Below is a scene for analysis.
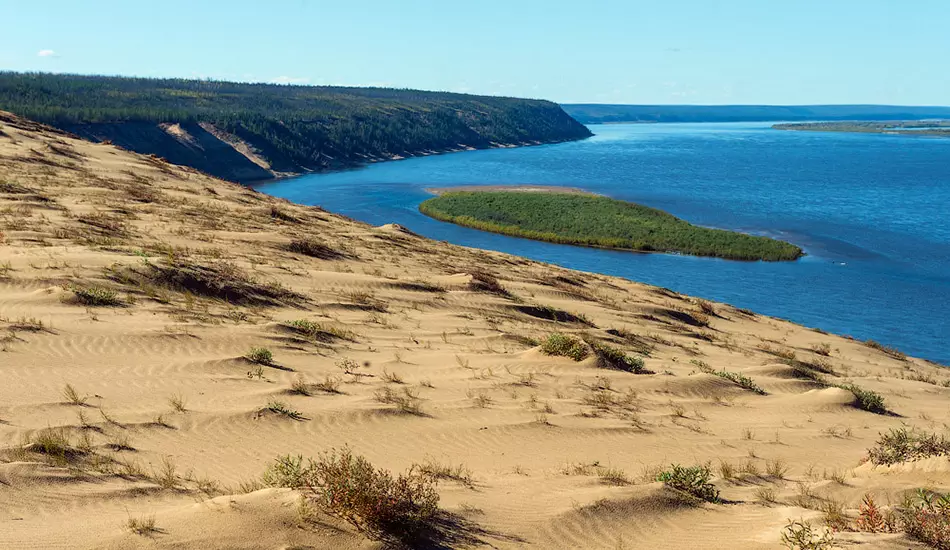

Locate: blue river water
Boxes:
[253,122,950,365]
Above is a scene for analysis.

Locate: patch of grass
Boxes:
[245,347,273,365]
[290,376,311,396]
[62,383,88,406]
[540,333,589,361]
[466,269,509,296]
[314,375,343,394]
[864,339,907,361]
[69,285,123,306]
[264,400,303,420]
[126,514,158,536]
[374,386,424,415]
[766,458,789,479]
[284,237,343,259]
[167,393,187,412]
[286,319,356,342]
[587,340,646,373]
[810,342,832,356]
[264,448,440,544]
[598,467,630,486]
[693,362,766,395]
[416,458,475,488]
[838,383,886,414]
[781,519,835,550]
[130,259,305,306]
[866,427,950,465]
[656,464,720,503]
[755,487,777,504]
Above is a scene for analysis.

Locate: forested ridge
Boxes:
[563,103,950,124]
[0,72,591,181]
[420,191,803,261]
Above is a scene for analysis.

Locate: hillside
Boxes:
[0,72,592,182]
[0,111,948,549]
[562,103,950,124]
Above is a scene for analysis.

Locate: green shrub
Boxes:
[867,428,950,465]
[838,383,886,414]
[246,347,273,365]
[540,333,589,361]
[780,519,835,550]
[692,361,766,394]
[656,464,720,502]
[900,489,950,549]
[70,285,122,306]
[264,448,440,543]
[589,341,645,373]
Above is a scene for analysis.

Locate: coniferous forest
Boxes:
[0,72,592,181]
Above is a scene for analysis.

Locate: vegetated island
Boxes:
[419,189,803,261]
[0,72,591,183]
[773,120,950,137]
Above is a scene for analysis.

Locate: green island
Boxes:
[419,191,803,261]
[773,120,950,137]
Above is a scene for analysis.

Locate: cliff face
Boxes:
[0,72,592,183]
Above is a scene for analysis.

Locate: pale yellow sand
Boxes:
[0,111,947,549]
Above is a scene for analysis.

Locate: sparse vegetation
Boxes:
[264,400,303,420]
[781,519,835,550]
[126,514,158,536]
[284,237,342,259]
[61,383,88,406]
[693,361,766,394]
[374,386,424,415]
[900,488,950,549]
[864,339,907,361]
[866,427,950,465]
[588,340,646,373]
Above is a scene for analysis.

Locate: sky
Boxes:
[3,0,949,105]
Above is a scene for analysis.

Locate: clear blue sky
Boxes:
[4,0,948,105]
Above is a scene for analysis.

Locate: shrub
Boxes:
[70,285,122,306]
[246,347,273,365]
[589,341,645,373]
[126,514,157,536]
[693,362,766,395]
[838,384,886,414]
[864,339,907,361]
[867,428,950,465]
[285,238,342,259]
[900,489,950,549]
[374,386,424,415]
[656,464,720,503]
[265,400,303,420]
[540,333,589,361]
[810,342,832,356]
[264,448,440,543]
[781,519,835,550]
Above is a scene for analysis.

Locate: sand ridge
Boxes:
[0,111,947,549]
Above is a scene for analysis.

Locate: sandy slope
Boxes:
[0,111,947,549]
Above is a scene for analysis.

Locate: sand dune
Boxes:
[0,110,947,548]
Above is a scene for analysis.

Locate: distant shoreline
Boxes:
[424,184,599,196]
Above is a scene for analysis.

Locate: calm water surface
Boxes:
[254,123,950,364]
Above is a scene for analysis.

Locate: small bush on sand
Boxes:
[656,464,720,503]
[246,347,273,365]
[70,285,122,306]
[693,361,766,395]
[867,427,950,465]
[540,333,589,361]
[264,448,439,543]
[838,383,886,414]
[864,339,907,361]
[781,519,835,550]
[126,514,158,536]
[285,238,342,259]
[588,341,645,373]
[900,489,950,549]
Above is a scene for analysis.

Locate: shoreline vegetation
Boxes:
[562,104,950,124]
[773,120,950,137]
[0,72,591,183]
[419,189,804,261]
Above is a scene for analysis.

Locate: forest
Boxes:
[419,191,804,261]
[563,104,950,124]
[0,72,592,180]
